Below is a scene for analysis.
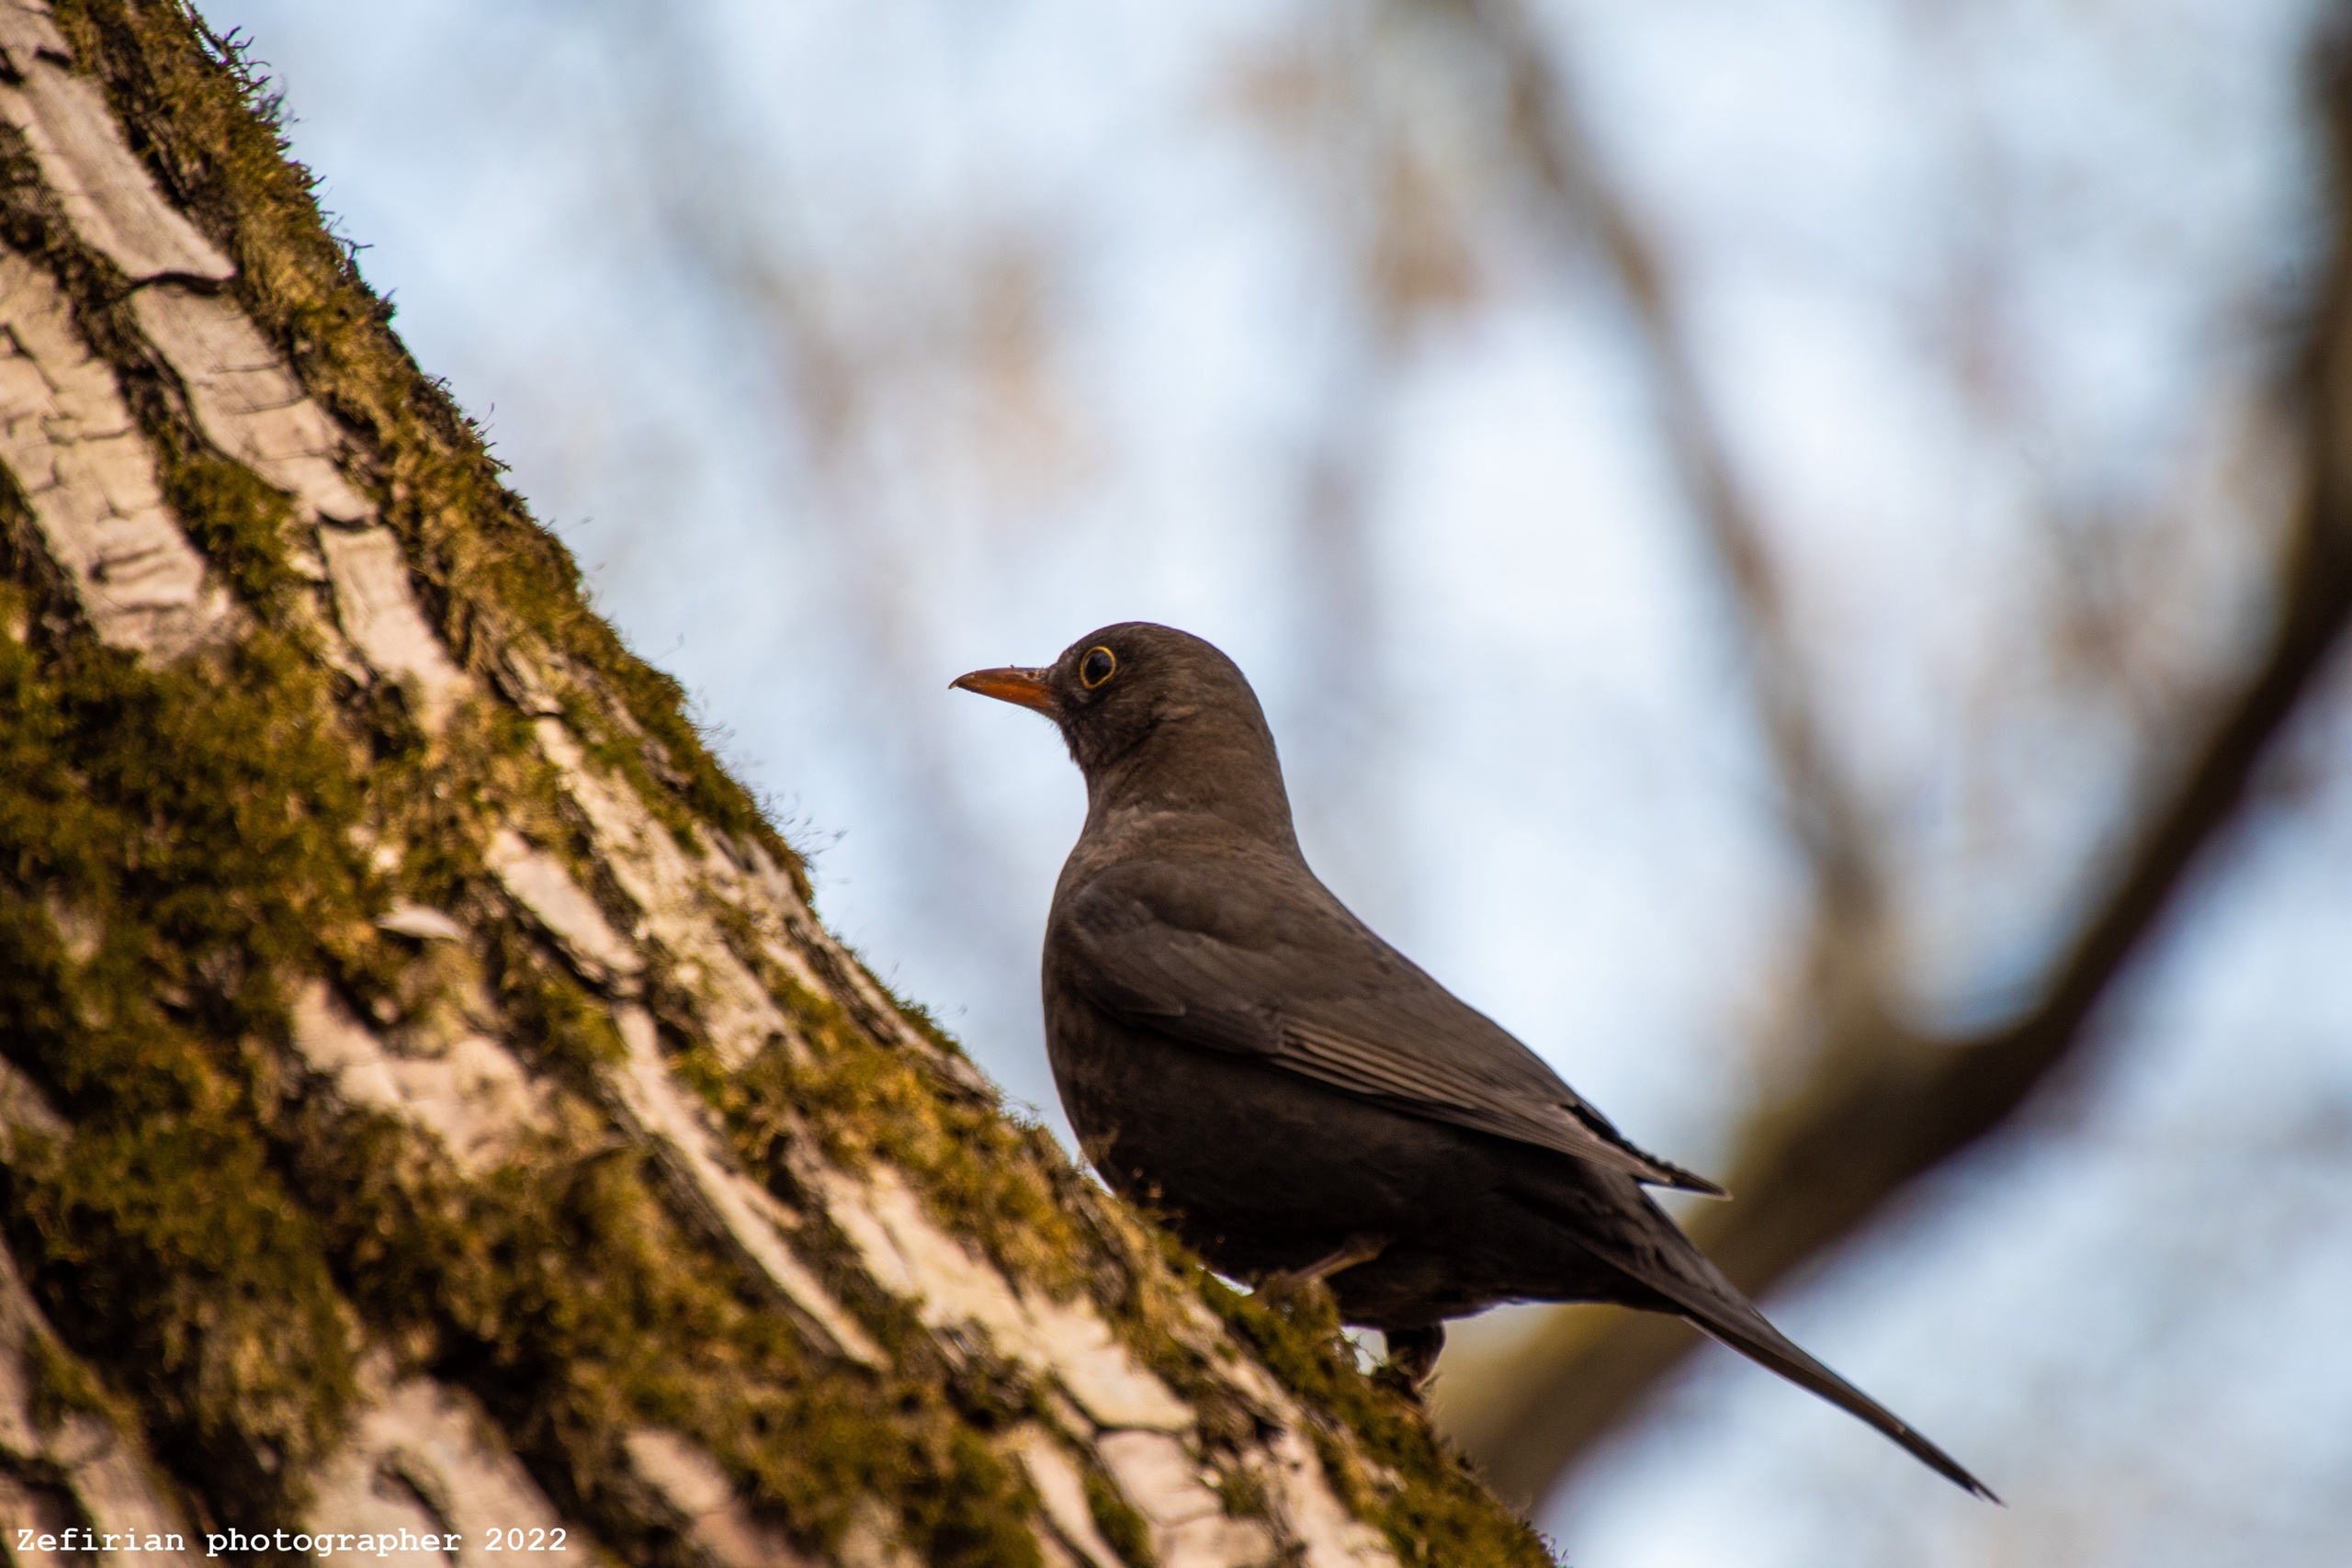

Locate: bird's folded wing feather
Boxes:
[1057,859,1724,1195]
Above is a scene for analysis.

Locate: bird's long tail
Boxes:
[1613,1224,1997,1499]
[1679,1288,1996,1499]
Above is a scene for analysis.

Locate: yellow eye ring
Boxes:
[1080,646,1117,688]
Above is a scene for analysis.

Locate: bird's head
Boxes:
[953,622,1295,841]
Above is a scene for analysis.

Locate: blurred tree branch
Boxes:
[1462,0,1883,912]
[1430,0,2352,1510]
[1436,0,1909,1085]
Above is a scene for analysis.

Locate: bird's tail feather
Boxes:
[1656,1272,1997,1501]
[1690,1296,1996,1499]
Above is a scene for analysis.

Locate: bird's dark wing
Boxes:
[1054,855,1724,1194]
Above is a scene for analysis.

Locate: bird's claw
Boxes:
[1379,1323,1445,1396]
[1253,1234,1390,1316]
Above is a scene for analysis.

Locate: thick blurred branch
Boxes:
[1433,0,2352,1509]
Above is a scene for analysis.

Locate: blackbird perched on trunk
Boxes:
[955,621,1992,1498]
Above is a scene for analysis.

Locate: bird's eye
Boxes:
[1080,646,1117,688]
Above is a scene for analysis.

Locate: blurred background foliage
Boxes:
[209,0,2350,1560]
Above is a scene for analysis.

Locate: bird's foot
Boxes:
[1375,1324,1445,1401]
[1253,1234,1389,1317]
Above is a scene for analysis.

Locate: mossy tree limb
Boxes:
[0,3,1550,1565]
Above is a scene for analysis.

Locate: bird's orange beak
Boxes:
[951,665,1058,716]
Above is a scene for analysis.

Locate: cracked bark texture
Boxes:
[0,5,1547,1566]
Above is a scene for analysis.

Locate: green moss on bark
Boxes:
[1196,1277,1554,1567]
[735,982,1090,1301]
[1084,1461,1159,1568]
[0,607,1050,1561]
[288,1101,1052,1567]
[156,449,303,617]
[51,0,796,890]
[21,1325,119,1433]
[0,5,1560,1562]
[0,620,374,1530]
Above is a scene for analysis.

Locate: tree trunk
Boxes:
[0,5,1548,1565]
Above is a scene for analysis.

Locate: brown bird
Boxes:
[955,621,1993,1498]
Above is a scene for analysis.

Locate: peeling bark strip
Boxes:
[0,249,226,656]
[0,5,1545,1566]
[0,4,231,285]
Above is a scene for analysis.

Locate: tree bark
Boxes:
[0,5,1548,1565]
